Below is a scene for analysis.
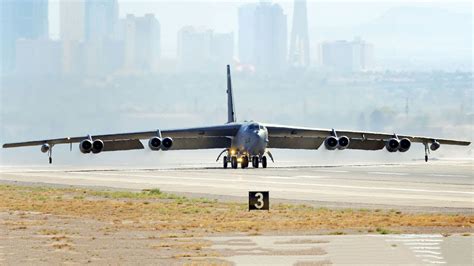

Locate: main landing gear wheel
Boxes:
[223,156,228,169]
[261,156,267,168]
[252,156,259,168]
[241,156,249,169]
[231,156,238,169]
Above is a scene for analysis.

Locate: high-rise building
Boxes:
[238,4,257,65]
[177,26,233,72]
[177,26,213,71]
[60,0,119,41]
[320,38,374,72]
[289,0,310,68]
[85,0,118,41]
[1,0,49,72]
[123,14,160,72]
[238,2,287,73]
[60,0,85,41]
[211,33,234,68]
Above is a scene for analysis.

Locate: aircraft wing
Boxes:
[2,124,240,151]
[264,124,471,149]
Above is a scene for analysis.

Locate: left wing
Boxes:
[2,124,241,151]
[265,124,471,150]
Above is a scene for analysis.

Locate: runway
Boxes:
[1,160,473,212]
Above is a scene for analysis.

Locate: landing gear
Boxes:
[424,143,429,162]
[223,156,228,168]
[241,156,249,169]
[231,156,238,169]
[252,156,259,168]
[261,156,267,168]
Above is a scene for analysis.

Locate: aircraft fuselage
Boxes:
[231,122,268,157]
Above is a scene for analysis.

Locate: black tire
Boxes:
[231,156,238,169]
[262,156,267,168]
[252,156,259,168]
[241,156,248,169]
[223,156,228,169]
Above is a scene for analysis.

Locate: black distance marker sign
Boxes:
[249,191,269,211]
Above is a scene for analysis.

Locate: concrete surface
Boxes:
[203,234,473,265]
[1,161,472,212]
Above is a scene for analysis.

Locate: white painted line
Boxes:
[409,246,441,250]
[429,174,468,178]
[413,250,442,255]
[369,172,409,176]
[313,170,349,173]
[422,259,446,264]
[415,254,444,260]
[404,243,440,246]
[390,234,442,238]
[294,175,327,179]
[390,239,443,242]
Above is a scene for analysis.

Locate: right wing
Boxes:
[2,124,241,151]
[265,124,471,150]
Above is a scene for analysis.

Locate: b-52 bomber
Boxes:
[3,65,470,168]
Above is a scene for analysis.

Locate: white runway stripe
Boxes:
[416,254,444,260]
[369,172,409,176]
[410,246,441,250]
[413,250,442,255]
[313,170,349,173]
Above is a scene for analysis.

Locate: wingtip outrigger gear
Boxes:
[48,148,52,164]
[424,143,429,162]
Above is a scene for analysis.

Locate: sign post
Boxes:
[249,191,269,211]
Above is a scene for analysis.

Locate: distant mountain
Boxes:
[352,6,472,57]
[356,6,471,37]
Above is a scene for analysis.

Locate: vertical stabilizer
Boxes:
[226,65,236,123]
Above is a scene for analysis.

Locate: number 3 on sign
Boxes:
[249,191,269,211]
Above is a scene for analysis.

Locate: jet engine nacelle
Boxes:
[41,143,50,153]
[398,138,411,152]
[79,139,93,154]
[161,137,173,150]
[386,138,400,152]
[337,136,350,150]
[430,141,440,151]
[324,136,339,150]
[92,139,104,154]
[148,137,162,151]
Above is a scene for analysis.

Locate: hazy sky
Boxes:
[48,0,471,57]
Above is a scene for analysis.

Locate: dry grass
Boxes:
[0,184,473,235]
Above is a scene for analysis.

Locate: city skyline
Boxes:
[2,0,471,75]
[44,1,470,59]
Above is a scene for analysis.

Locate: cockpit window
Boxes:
[248,123,259,130]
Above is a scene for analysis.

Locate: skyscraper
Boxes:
[85,0,118,41]
[1,0,49,72]
[60,0,118,41]
[289,0,310,68]
[238,4,257,65]
[123,14,161,72]
[320,38,374,72]
[178,26,233,72]
[238,2,287,73]
[60,0,85,41]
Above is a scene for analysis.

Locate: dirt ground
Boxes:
[0,184,472,265]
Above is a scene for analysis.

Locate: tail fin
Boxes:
[226,65,236,123]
